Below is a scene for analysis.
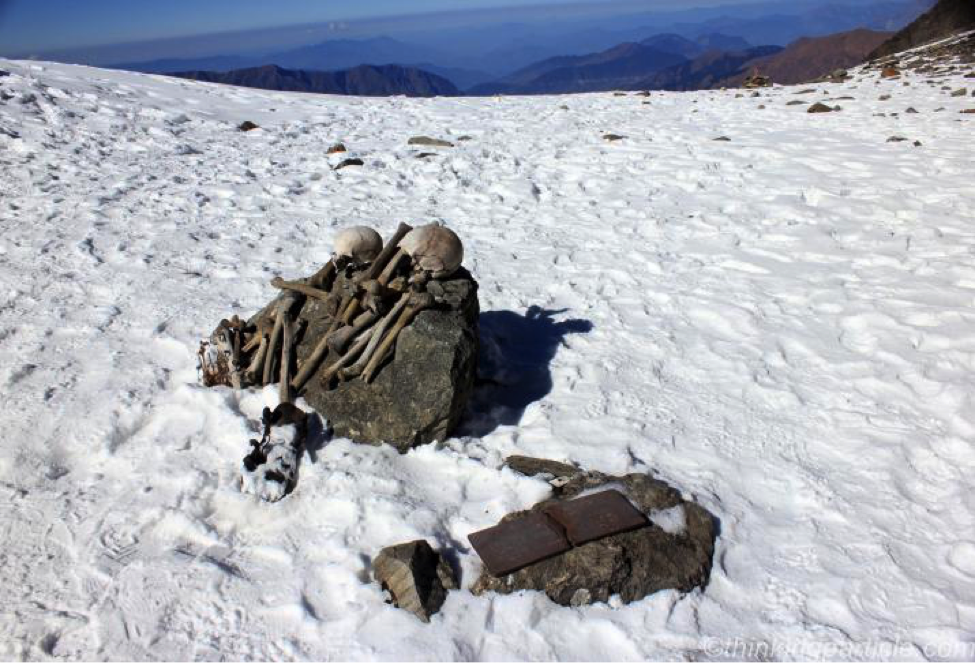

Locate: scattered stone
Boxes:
[914,140,923,146]
[613,92,626,97]
[373,540,457,623]
[559,104,569,110]
[334,157,364,170]
[757,104,766,109]
[787,100,805,105]
[415,152,437,159]
[951,88,968,97]
[887,135,909,142]
[407,136,454,148]
[602,133,626,141]
[634,90,651,97]
[906,107,919,113]
[966,72,975,79]
[829,68,849,81]
[0,69,9,78]
[962,109,975,114]
[795,88,817,94]
[238,121,259,132]
[807,102,838,113]
[713,136,731,141]
[504,456,580,479]
[751,91,761,97]
[879,94,892,100]
[455,135,473,141]
[743,73,771,88]
[471,460,717,607]
[326,142,347,154]
[881,66,901,78]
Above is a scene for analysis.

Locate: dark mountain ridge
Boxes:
[867,0,975,59]
[173,64,459,97]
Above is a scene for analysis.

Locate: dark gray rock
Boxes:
[808,102,838,113]
[238,120,259,131]
[471,460,717,607]
[295,267,479,452]
[408,135,454,148]
[504,455,580,479]
[373,540,457,622]
[334,157,364,170]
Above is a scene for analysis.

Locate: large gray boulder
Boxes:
[470,458,717,607]
[249,266,478,452]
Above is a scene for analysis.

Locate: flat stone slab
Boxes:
[467,511,570,577]
[544,489,648,546]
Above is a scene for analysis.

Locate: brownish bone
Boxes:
[290,306,366,392]
[364,222,413,281]
[271,276,329,300]
[362,292,435,383]
[341,223,414,325]
[320,326,377,386]
[378,249,408,286]
[245,334,268,383]
[308,259,337,290]
[328,310,378,354]
[340,291,411,380]
[263,293,298,385]
[279,311,294,403]
[327,293,352,335]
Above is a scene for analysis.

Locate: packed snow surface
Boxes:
[1,48,974,660]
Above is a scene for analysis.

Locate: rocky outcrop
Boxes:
[293,268,478,451]
[722,29,892,87]
[373,540,457,622]
[470,459,717,607]
[868,0,975,61]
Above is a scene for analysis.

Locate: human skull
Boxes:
[399,224,463,279]
[333,226,382,266]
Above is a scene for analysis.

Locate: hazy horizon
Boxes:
[0,0,910,63]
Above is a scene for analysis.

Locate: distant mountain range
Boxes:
[123,0,948,98]
[173,64,459,97]
[867,0,975,59]
[719,28,893,86]
[107,0,932,92]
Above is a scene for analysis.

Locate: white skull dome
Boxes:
[333,226,383,264]
[400,224,464,279]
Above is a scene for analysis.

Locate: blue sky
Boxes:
[0,0,766,55]
[0,0,620,52]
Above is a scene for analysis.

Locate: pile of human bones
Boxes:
[199,222,473,499]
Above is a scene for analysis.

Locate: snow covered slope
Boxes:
[1,39,974,660]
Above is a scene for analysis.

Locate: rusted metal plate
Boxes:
[544,489,648,546]
[468,512,571,577]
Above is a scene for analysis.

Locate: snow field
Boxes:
[1,51,975,660]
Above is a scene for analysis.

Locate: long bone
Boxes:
[339,291,411,380]
[362,291,435,383]
[270,276,329,300]
[338,223,413,326]
[262,292,300,385]
[279,311,295,403]
[290,309,374,392]
[319,325,379,385]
